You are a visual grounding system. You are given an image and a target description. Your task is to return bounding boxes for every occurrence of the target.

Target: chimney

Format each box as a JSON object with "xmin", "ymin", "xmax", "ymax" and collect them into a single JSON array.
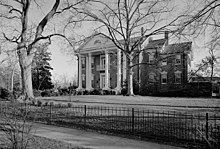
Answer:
[
  {"xmin": 141, "ymin": 27, "xmax": 144, "ymax": 36},
  {"xmin": 164, "ymin": 31, "xmax": 169, "ymax": 45}
]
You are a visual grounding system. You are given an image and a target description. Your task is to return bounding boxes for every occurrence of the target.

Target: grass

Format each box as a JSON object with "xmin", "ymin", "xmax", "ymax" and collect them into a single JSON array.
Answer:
[
  {"xmin": 0, "ymin": 133, "xmax": 88, "ymax": 149},
  {"xmin": 38, "ymin": 95, "xmax": 220, "ymax": 113}
]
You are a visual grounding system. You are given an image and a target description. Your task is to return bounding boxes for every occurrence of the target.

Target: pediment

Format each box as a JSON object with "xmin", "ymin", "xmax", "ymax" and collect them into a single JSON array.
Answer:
[{"xmin": 78, "ymin": 34, "xmax": 114, "ymax": 53}]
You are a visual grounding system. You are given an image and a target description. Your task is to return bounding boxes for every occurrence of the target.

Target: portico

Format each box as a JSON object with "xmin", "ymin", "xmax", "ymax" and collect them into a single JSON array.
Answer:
[{"xmin": 76, "ymin": 34, "xmax": 125, "ymax": 94}]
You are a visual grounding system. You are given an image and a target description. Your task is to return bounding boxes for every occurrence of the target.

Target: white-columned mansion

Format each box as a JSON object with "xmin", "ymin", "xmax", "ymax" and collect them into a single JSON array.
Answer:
[{"xmin": 76, "ymin": 32, "xmax": 192, "ymax": 95}]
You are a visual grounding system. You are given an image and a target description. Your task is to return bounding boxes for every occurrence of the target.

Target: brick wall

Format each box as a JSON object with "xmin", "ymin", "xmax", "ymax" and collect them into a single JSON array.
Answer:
[{"xmin": 140, "ymin": 50, "xmax": 189, "ymax": 95}]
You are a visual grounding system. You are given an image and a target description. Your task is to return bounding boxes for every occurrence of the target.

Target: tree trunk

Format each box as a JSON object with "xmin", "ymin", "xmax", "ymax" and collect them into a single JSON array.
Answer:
[
  {"xmin": 127, "ymin": 56, "xmax": 134, "ymax": 96},
  {"xmin": 18, "ymin": 49, "xmax": 34, "ymax": 100},
  {"xmin": 10, "ymin": 67, "xmax": 15, "ymax": 92}
]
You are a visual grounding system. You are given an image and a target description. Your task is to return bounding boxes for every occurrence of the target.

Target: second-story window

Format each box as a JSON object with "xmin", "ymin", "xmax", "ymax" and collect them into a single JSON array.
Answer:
[
  {"xmin": 100, "ymin": 55, "xmax": 105, "ymax": 70},
  {"xmin": 82, "ymin": 57, "xmax": 85, "ymax": 65},
  {"xmin": 149, "ymin": 53, "xmax": 154, "ymax": 63},
  {"xmin": 149, "ymin": 73, "xmax": 156, "ymax": 83},
  {"xmin": 175, "ymin": 55, "xmax": 181, "ymax": 65},
  {"xmin": 82, "ymin": 57, "xmax": 85, "ymax": 69},
  {"xmin": 161, "ymin": 57, "xmax": 167, "ymax": 66},
  {"xmin": 82, "ymin": 74, "xmax": 85, "ymax": 81},
  {"xmin": 91, "ymin": 57, "xmax": 95, "ymax": 69}
]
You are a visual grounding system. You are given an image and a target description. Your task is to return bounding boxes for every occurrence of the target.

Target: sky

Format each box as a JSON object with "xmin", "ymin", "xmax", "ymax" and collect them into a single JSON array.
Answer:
[
  {"xmin": 48, "ymin": 43, "xmax": 77, "ymax": 84},
  {"xmin": 37, "ymin": 0, "xmax": 210, "ymax": 80},
  {"xmin": 0, "ymin": 0, "xmax": 215, "ymax": 85}
]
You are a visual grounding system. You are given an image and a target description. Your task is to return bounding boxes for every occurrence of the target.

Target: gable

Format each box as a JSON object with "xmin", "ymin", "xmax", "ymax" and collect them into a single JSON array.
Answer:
[
  {"xmin": 77, "ymin": 33, "xmax": 146, "ymax": 53},
  {"xmin": 78, "ymin": 34, "xmax": 114, "ymax": 53},
  {"xmin": 162, "ymin": 42, "xmax": 192, "ymax": 54}
]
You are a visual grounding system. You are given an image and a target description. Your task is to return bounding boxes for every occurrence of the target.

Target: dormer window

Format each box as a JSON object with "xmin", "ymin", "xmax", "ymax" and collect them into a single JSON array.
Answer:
[{"xmin": 175, "ymin": 55, "xmax": 181, "ymax": 65}]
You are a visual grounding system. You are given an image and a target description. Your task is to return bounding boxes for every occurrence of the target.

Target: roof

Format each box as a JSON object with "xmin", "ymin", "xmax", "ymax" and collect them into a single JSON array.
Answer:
[
  {"xmin": 162, "ymin": 42, "xmax": 192, "ymax": 54},
  {"xmin": 190, "ymin": 77, "xmax": 220, "ymax": 83},
  {"xmin": 77, "ymin": 33, "xmax": 146, "ymax": 52},
  {"xmin": 144, "ymin": 39, "xmax": 166, "ymax": 49}
]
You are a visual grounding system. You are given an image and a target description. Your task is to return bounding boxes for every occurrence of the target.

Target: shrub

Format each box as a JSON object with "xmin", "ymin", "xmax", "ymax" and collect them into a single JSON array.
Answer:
[
  {"xmin": 102, "ymin": 90, "xmax": 111, "ymax": 95},
  {"xmin": 41, "ymin": 90, "xmax": 51, "ymax": 97},
  {"xmin": 67, "ymin": 103, "xmax": 72, "ymax": 108},
  {"xmin": 0, "ymin": 87, "xmax": 11, "ymax": 100},
  {"xmin": 0, "ymin": 102, "xmax": 35, "ymax": 149},
  {"xmin": 43, "ymin": 102, "xmax": 48, "ymax": 106},
  {"xmin": 90, "ymin": 89, "xmax": 101, "ymax": 95},
  {"xmin": 59, "ymin": 88, "xmax": 69, "ymax": 96},
  {"xmin": 33, "ymin": 90, "xmax": 41, "ymax": 97},
  {"xmin": 56, "ymin": 103, "xmax": 62, "ymax": 108},
  {"xmin": 37, "ymin": 100, "xmax": 42, "ymax": 106},
  {"xmin": 121, "ymin": 88, "xmax": 127, "ymax": 96},
  {"xmin": 84, "ymin": 90, "xmax": 89, "ymax": 95},
  {"xmin": 49, "ymin": 102, "xmax": 54, "ymax": 106}
]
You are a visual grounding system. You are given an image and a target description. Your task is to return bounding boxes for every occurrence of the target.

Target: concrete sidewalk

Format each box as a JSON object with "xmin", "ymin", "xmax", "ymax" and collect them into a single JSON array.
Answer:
[{"xmin": 32, "ymin": 123, "xmax": 184, "ymax": 149}]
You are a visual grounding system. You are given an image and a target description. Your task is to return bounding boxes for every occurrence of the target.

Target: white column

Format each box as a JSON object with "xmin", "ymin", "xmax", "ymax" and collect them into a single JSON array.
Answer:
[
  {"xmin": 122, "ymin": 52, "xmax": 127, "ymax": 84},
  {"xmin": 115, "ymin": 49, "xmax": 121, "ymax": 92},
  {"xmin": 104, "ymin": 50, "xmax": 110, "ymax": 90},
  {"xmin": 86, "ymin": 53, "xmax": 92, "ymax": 90},
  {"xmin": 76, "ymin": 54, "xmax": 82, "ymax": 90}
]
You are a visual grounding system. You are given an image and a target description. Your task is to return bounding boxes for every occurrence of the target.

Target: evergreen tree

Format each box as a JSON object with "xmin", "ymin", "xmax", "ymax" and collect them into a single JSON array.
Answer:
[{"xmin": 32, "ymin": 44, "xmax": 54, "ymax": 90}]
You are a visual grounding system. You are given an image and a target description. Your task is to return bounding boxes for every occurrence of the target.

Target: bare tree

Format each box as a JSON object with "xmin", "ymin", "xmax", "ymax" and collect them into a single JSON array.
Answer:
[
  {"xmin": 0, "ymin": 47, "xmax": 20, "ymax": 92},
  {"xmin": 0, "ymin": 0, "xmax": 87, "ymax": 100},
  {"xmin": 195, "ymin": 41, "xmax": 220, "ymax": 79},
  {"xmin": 177, "ymin": 0, "xmax": 220, "ymax": 45},
  {"xmin": 75, "ymin": 0, "xmax": 189, "ymax": 95}
]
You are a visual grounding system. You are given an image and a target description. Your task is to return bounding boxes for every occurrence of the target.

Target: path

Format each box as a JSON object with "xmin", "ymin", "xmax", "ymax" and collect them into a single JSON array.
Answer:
[{"xmin": 33, "ymin": 123, "xmax": 184, "ymax": 149}]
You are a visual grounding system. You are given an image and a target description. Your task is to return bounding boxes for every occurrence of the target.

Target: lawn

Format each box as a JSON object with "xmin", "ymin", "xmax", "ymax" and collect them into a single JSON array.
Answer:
[
  {"xmin": 0, "ymin": 133, "xmax": 88, "ymax": 149},
  {"xmin": 38, "ymin": 95, "xmax": 220, "ymax": 113}
]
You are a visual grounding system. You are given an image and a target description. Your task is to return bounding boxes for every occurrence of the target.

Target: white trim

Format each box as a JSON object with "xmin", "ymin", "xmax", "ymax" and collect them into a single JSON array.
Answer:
[
  {"xmin": 161, "ymin": 71, "xmax": 167, "ymax": 74},
  {"xmin": 104, "ymin": 50, "xmax": 110, "ymax": 90},
  {"xmin": 85, "ymin": 53, "xmax": 93, "ymax": 90},
  {"xmin": 115, "ymin": 49, "xmax": 122, "ymax": 92},
  {"xmin": 100, "ymin": 73, "xmax": 105, "ymax": 89},
  {"xmin": 122, "ymin": 52, "xmax": 127, "ymax": 83},
  {"xmin": 76, "ymin": 54, "xmax": 82, "ymax": 90}
]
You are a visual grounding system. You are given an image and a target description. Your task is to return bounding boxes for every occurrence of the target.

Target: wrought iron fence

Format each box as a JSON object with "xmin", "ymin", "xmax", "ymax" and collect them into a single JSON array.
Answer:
[{"xmin": 0, "ymin": 102, "xmax": 220, "ymax": 148}]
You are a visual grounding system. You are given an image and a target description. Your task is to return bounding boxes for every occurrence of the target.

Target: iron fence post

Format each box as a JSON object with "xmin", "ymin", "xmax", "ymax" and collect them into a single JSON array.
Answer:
[
  {"xmin": 132, "ymin": 108, "xmax": 134, "ymax": 134},
  {"xmin": 84, "ymin": 105, "xmax": 87, "ymax": 126},
  {"xmin": 50, "ymin": 104, "xmax": 52, "ymax": 124},
  {"xmin": 206, "ymin": 113, "xmax": 209, "ymax": 140}
]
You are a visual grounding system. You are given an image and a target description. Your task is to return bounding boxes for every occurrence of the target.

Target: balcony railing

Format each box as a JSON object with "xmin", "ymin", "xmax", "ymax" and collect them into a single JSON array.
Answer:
[{"xmin": 96, "ymin": 65, "xmax": 105, "ymax": 71}]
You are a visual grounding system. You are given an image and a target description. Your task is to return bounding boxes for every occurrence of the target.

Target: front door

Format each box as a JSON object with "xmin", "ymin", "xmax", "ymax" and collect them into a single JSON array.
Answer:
[{"xmin": 100, "ymin": 73, "xmax": 105, "ymax": 89}]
